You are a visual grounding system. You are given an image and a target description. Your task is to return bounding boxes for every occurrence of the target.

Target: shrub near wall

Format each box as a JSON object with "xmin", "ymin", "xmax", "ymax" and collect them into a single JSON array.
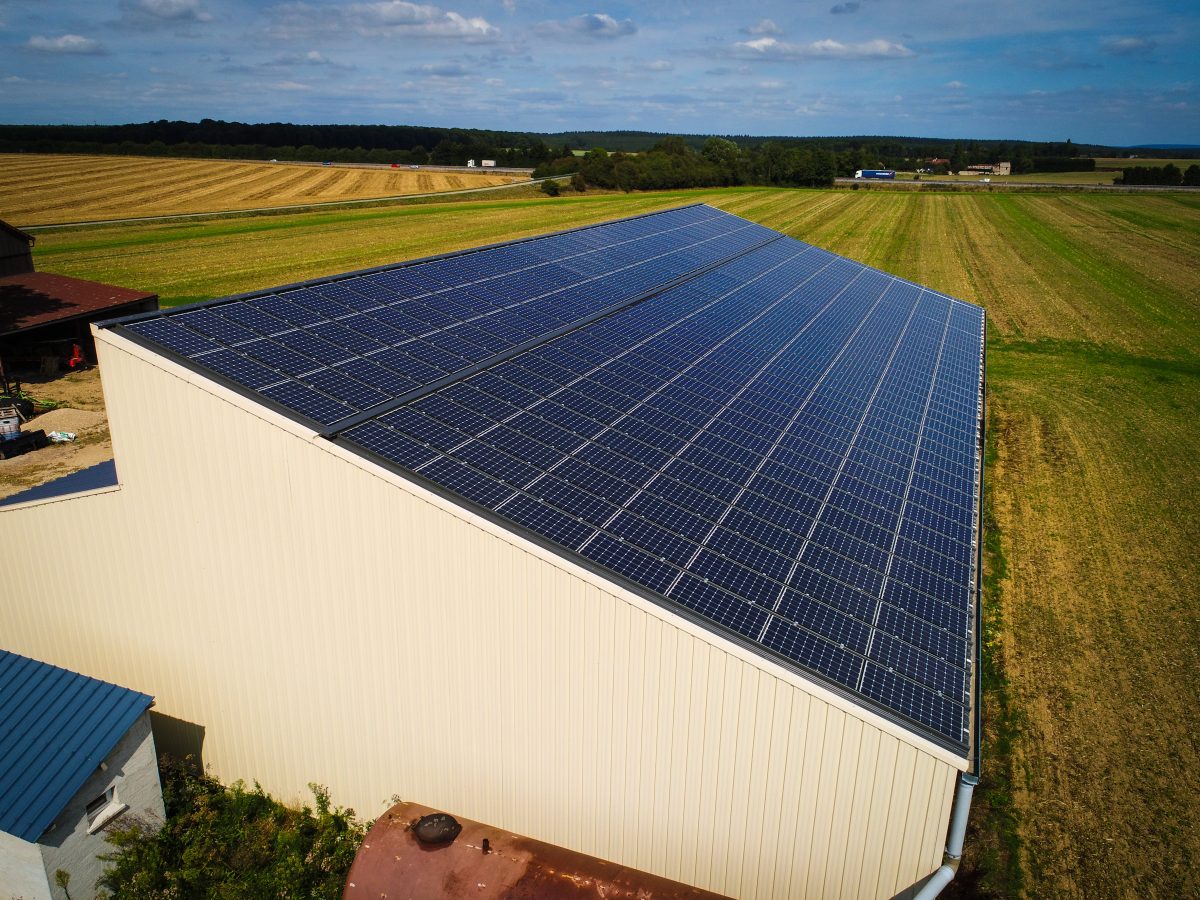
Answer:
[{"xmin": 100, "ymin": 757, "xmax": 366, "ymax": 899}]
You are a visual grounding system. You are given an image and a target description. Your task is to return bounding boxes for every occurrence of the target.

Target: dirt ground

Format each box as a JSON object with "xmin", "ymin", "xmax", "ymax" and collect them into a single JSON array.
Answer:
[{"xmin": 0, "ymin": 367, "xmax": 112, "ymax": 500}]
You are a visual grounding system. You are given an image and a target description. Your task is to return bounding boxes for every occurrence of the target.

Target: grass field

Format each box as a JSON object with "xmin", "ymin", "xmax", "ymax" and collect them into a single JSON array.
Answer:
[
  {"xmin": 0, "ymin": 154, "xmax": 524, "ymax": 224},
  {"xmin": 28, "ymin": 188, "xmax": 1200, "ymax": 898}
]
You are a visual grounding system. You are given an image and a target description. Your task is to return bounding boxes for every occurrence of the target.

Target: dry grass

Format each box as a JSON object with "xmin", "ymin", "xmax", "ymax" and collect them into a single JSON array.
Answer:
[
  {"xmin": 24, "ymin": 186, "xmax": 1200, "ymax": 897},
  {"xmin": 0, "ymin": 154, "xmax": 523, "ymax": 224},
  {"xmin": 984, "ymin": 347, "xmax": 1199, "ymax": 897}
]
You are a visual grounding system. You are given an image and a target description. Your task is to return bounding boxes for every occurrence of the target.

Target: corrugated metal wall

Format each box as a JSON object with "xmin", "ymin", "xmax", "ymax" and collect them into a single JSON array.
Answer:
[{"xmin": 0, "ymin": 333, "xmax": 963, "ymax": 899}]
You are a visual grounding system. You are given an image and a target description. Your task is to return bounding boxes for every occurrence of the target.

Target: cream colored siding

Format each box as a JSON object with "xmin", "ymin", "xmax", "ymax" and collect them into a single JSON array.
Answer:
[{"xmin": 0, "ymin": 332, "xmax": 965, "ymax": 899}]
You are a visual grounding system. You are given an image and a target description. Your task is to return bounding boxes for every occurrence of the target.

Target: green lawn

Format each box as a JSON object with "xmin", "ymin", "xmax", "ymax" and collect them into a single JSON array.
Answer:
[{"xmin": 33, "ymin": 187, "xmax": 1200, "ymax": 898}]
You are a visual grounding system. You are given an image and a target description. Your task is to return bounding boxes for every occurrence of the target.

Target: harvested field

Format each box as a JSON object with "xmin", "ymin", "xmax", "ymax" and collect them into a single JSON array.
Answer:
[
  {"xmin": 18, "ymin": 187, "xmax": 1200, "ymax": 898},
  {"xmin": 0, "ymin": 154, "xmax": 524, "ymax": 224}
]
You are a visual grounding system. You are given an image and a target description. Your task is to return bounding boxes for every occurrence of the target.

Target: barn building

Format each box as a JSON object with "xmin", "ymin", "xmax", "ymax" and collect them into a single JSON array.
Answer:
[
  {"xmin": 0, "ymin": 220, "xmax": 35, "ymax": 277},
  {"xmin": 0, "ymin": 205, "xmax": 985, "ymax": 898},
  {"xmin": 0, "ymin": 218, "xmax": 158, "ymax": 375},
  {"xmin": 0, "ymin": 650, "xmax": 165, "ymax": 900}
]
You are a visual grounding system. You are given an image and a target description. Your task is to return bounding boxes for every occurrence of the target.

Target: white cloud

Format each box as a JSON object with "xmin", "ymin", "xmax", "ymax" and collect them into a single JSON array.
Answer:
[
  {"xmin": 1102, "ymin": 35, "xmax": 1156, "ymax": 56},
  {"xmin": 115, "ymin": 0, "xmax": 213, "ymax": 28},
  {"xmin": 536, "ymin": 13, "xmax": 636, "ymax": 40},
  {"xmin": 130, "ymin": 0, "xmax": 211, "ymax": 20},
  {"xmin": 269, "ymin": 1, "xmax": 500, "ymax": 41},
  {"xmin": 414, "ymin": 61, "xmax": 470, "ymax": 77},
  {"xmin": 639, "ymin": 59, "xmax": 673, "ymax": 72},
  {"xmin": 270, "ymin": 80, "xmax": 311, "ymax": 91},
  {"xmin": 3, "ymin": 74, "xmax": 30, "ymax": 83},
  {"xmin": 946, "ymin": 79, "xmax": 965, "ymax": 88},
  {"xmin": 758, "ymin": 80, "xmax": 785, "ymax": 90},
  {"xmin": 26, "ymin": 34, "xmax": 106, "ymax": 54},
  {"xmin": 731, "ymin": 36, "xmax": 914, "ymax": 60},
  {"xmin": 265, "ymin": 50, "xmax": 354, "ymax": 70},
  {"xmin": 743, "ymin": 18, "xmax": 781, "ymax": 35}
]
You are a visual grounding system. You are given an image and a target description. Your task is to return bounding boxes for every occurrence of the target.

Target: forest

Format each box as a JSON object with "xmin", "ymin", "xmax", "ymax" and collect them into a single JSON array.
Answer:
[{"xmin": 4, "ymin": 120, "xmax": 1190, "ymax": 173}]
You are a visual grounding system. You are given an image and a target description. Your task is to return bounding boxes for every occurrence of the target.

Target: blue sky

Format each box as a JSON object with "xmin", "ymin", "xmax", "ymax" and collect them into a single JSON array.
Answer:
[{"xmin": 1, "ymin": 0, "xmax": 1196, "ymax": 145}]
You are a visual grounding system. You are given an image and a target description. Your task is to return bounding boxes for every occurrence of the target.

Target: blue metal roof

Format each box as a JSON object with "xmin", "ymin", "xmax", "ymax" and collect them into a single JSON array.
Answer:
[{"xmin": 0, "ymin": 649, "xmax": 153, "ymax": 842}]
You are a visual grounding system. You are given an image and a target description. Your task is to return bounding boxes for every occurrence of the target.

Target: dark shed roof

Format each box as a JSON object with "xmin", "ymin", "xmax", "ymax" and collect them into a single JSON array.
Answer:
[{"xmin": 0, "ymin": 272, "xmax": 157, "ymax": 337}]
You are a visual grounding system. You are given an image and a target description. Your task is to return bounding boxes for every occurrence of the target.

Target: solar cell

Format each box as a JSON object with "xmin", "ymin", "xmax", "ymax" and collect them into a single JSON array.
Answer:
[{"xmin": 114, "ymin": 203, "xmax": 984, "ymax": 754}]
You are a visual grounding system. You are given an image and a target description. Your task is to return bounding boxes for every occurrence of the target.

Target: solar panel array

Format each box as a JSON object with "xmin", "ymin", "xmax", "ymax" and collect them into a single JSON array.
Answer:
[{"xmin": 118, "ymin": 204, "xmax": 984, "ymax": 753}]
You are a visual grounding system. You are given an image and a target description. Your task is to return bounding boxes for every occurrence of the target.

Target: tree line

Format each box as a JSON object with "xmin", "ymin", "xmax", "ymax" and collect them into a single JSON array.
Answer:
[
  {"xmin": 535, "ymin": 137, "xmax": 837, "ymax": 190},
  {"xmin": 0, "ymin": 120, "xmax": 563, "ymax": 167},
  {"xmin": 1113, "ymin": 163, "xmax": 1200, "ymax": 186},
  {"xmin": 7, "ymin": 120, "xmax": 1191, "ymax": 173}
]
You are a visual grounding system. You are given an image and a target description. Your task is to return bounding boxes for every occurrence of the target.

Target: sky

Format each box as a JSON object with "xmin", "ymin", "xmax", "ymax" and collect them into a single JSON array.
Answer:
[{"xmin": 0, "ymin": 0, "xmax": 1197, "ymax": 145}]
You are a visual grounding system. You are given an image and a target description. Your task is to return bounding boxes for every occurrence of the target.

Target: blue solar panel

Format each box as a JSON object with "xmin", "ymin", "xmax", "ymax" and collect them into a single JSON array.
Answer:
[{"xmin": 115, "ymin": 203, "xmax": 984, "ymax": 754}]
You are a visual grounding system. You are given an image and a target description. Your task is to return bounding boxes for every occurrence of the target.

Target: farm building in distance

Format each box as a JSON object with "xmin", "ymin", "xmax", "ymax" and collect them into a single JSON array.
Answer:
[
  {"xmin": 0, "ymin": 218, "xmax": 158, "ymax": 374},
  {"xmin": 0, "ymin": 221, "xmax": 35, "ymax": 277},
  {"xmin": 0, "ymin": 649, "xmax": 165, "ymax": 900},
  {"xmin": 0, "ymin": 206, "xmax": 985, "ymax": 899},
  {"xmin": 964, "ymin": 162, "xmax": 1012, "ymax": 176}
]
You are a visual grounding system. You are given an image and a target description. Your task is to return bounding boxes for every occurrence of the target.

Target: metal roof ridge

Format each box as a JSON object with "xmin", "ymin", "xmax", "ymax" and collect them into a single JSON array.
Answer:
[
  {"xmin": 320, "ymin": 230, "xmax": 786, "ymax": 437},
  {"xmin": 97, "ymin": 202, "xmax": 712, "ymax": 330}
]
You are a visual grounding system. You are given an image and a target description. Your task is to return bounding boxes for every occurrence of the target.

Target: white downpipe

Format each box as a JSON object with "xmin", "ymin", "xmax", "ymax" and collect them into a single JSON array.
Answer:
[{"xmin": 912, "ymin": 772, "xmax": 979, "ymax": 899}]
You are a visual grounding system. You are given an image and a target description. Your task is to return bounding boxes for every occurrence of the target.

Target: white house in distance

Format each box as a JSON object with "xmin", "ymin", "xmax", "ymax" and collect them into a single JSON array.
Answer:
[
  {"xmin": 0, "ymin": 205, "xmax": 984, "ymax": 898},
  {"xmin": 0, "ymin": 649, "xmax": 164, "ymax": 900}
]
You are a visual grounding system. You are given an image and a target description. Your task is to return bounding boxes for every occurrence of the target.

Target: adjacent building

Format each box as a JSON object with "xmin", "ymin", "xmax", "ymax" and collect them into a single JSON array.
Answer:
[
  {"xmin": 0, "ymin": 650, "xmax": 164, "ymax": 900},
  {"xmin": 0, "ymin": 218, "xmax": 158, "ymax": 374},
  {"xmin": 963, "ymin": 163, "xmax": 1012, "ymax": 176},
  {"xmin": 0, "ymin": 221, "xmax": 35, "ymax": 278}
]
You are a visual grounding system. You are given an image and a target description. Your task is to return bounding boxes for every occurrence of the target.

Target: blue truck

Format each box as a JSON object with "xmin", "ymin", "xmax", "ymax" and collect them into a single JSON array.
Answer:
[{"xmin": 854, "ymin": 169, "xmax": 896, "ymax": 179}]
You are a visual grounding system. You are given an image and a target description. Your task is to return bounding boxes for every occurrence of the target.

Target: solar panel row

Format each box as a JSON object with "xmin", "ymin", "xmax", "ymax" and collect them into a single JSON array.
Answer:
[
  {"xmin": 117, "ymin": 204, "xmax": 984, "ymax": 752},
  {"xmin": 338, "ymin": 236, "xmax": 982, "ymax": 745},
  {"xmin": 126, "ymin": 206, "xmax": 777, "ymax": 429}
]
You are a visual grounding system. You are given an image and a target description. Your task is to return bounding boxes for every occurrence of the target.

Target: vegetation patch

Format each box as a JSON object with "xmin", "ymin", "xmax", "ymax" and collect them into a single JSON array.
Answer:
[{"xmin": 101, "ymin": 756, "xmax": 365, "ymax": 899}]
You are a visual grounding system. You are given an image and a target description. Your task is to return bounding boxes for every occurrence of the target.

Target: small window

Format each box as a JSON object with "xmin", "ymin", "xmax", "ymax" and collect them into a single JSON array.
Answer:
[{"xmin": 84, "ymin": 786, "xmax": 127, "ymax": 833}]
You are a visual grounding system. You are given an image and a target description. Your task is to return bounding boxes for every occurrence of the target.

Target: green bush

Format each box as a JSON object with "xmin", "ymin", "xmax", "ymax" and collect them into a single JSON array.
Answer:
[{"xmin": 100, "ymin": 756, "xmax": 365, "ymax": 898}]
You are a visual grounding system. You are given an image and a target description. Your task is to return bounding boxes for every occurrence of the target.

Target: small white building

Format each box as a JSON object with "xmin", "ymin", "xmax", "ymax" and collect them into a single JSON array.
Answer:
[{"xmin": 0, "ymin": 650, "xmax": 164, "ymax": 900}]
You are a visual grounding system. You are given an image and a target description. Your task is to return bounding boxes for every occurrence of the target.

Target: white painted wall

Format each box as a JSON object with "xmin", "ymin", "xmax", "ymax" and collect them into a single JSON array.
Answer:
[
  {"xmin": 0, "ymin": 830, "xmax": 50, "ymax": 900},
  {"xmin": 36, "ymin": 712, "xmax": 164, "ymax": 900},
  {"xmin": 0, "ymin": 332, "xmax": 965, "ymax": 899}
]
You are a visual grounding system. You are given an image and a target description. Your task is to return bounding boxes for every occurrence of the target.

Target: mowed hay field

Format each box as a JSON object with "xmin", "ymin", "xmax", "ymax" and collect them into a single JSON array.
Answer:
[
  {"xmin": 0, "ymin": 154, "xmax": 524, "ymax": 224},
  {"xmin": 31, "ymin": 188, "xmax": 1200, "ymax": 898}
]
